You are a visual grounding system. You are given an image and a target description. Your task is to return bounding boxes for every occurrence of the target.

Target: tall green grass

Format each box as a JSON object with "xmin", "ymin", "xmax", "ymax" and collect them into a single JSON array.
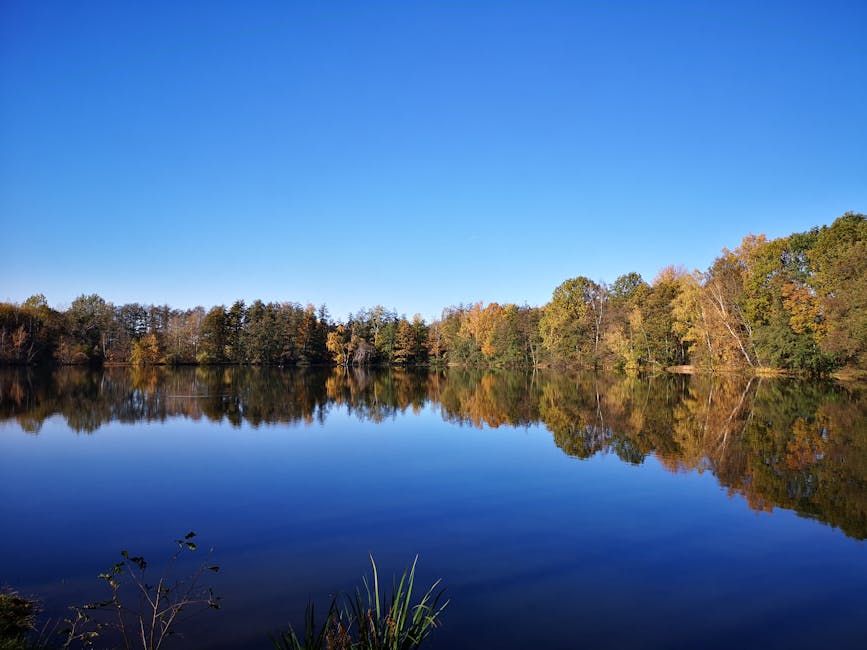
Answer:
[{"xmin": 273, "ymin": 556, "xmax": 448, "ymax": 650}]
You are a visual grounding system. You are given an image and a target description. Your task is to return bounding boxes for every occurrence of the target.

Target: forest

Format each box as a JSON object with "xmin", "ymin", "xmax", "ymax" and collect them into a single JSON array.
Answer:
[{"xmin": 1, "ymin": 212, "xmax": 864, "ymax": 375}]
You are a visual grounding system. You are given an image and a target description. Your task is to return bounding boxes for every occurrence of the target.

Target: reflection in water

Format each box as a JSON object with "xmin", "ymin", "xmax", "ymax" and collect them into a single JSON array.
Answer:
[{"xmin": 2, "ymin": 366, "xmax": 866, "ymax": 539}]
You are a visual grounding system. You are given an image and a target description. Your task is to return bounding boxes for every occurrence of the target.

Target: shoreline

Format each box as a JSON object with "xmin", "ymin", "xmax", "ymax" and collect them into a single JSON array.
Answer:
[{"xmin": 2, "ymin": 361, "xmax": 865, "ymax": 383}]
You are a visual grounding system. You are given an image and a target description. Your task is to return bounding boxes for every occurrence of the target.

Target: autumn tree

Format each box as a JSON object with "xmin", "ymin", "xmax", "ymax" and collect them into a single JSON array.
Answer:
[
  {"xmin": 327, "ymin": 324, "xmax": 353, "ymax": 366},
  {"xmin": 130, "ymin": 332, "xmax": 162, "ymax": 366},
  {"xmin": 1, "ymin": 212, "xmax": 862, "ymax": 374},
  {"xmin": 604, "ymin": 273, "xmax": 649, "ymax": 373},
  {"xmin": 393, "ymin": 319, "xmax": 417, "ymax": 365},
  {"xmin": 66, "ymin": 294, "xmax": 114, "ymax": 363},
  {"xmin": 540, "ymin": 276, "xmax": 606, "ymax": 366},
  {"xmin": 741, "ymin": 232, "xmax": 832, "ymax": 373},
  {"xmin": 809, "ymin": 212, "xmax": 867, "ymax": 367},
  {"xmin": 0, "ymin": 296, "xmax": 62, "ymax": 364},
  {"xmin": 197, "ymin": 306, "xmax": 227, "ymax": 364}
]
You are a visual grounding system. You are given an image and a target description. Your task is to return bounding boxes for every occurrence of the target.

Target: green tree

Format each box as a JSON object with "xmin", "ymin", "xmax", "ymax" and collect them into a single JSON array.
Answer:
[
  {"xmin": 197, "ymin": 306, "xmax": 227, "ymax": 364},
  {"xmin": 809, "ymin": 212, "xmax": 867, "ymax": 367},
  {"xmin": 741, "ymin": 232, "xmax": 833, "ymax": 373},
  {"xmin": 224, "ymin": 300, "xmax": 247, "ymax": 363},
  {"xmin": 66, "ymin": 294, "xmax": 114, "ymax": 363},
  {"xmin": 540, "ymin": 276, "xmax": 605, "ymax": 365}
]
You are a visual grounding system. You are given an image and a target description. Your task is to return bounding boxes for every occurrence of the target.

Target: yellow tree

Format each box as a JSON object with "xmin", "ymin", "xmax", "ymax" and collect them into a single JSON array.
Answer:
[
  {"xmin": 326, "ymin": 324, "xmax": 352, "ymax": 366},
  {"xmin": 130, "ymin": 332, "xmax": 162, "ymax": 366}
]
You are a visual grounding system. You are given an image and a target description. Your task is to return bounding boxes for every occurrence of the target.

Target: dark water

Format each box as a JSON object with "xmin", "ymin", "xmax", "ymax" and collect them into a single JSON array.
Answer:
[{"xmin": 1, "ymin": 366, "xmax": 866, "ymax": 649}]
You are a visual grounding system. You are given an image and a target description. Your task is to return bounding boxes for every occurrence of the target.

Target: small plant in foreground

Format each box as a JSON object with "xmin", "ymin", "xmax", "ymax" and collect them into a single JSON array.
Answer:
[
  {"xmin": 0, "ymin": 589, "xmax": 39, "ymax": 650},
  {"xmin": 273, "ymin": 556, "xmax": 448, "ymax": 650},
  {"xmin": 61, "ymin": 532, "xmax": 220, "ymax": 650}
]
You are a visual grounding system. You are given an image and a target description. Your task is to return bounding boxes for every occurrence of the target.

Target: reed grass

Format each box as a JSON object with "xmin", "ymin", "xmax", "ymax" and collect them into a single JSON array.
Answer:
[{"xmin": 273, "ymin": 556, "xmax": 447, "ymax": 650}]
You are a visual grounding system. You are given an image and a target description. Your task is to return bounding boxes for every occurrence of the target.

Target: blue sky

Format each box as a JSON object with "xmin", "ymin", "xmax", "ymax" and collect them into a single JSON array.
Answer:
[{"xmin": 1, "ymin": 1, "xmax": 864, "ymax": 321}]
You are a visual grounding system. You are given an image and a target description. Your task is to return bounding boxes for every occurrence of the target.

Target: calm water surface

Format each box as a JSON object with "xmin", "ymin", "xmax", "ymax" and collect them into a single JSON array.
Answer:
[{"xmin": 1, "ymin": 367, "xmax": 866, "ymax": 648}]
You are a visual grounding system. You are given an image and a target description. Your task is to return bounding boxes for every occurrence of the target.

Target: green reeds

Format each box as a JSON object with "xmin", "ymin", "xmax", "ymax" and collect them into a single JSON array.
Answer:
[{"xmin": 273, "ymin": 556, "xmax": 448, "ymax": 650}]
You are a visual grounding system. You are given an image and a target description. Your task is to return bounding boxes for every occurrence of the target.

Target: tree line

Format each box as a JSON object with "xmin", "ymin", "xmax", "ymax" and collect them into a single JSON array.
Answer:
[{"xmin": 1, "ymin": 212, "xmax": 864, "ymax": 374}]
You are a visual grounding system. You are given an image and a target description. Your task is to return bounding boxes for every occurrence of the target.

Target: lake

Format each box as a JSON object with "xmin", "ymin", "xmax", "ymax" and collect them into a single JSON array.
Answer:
[{"xmin": 1, "ymin": 366, "xmax": 866, "ymax": 649}]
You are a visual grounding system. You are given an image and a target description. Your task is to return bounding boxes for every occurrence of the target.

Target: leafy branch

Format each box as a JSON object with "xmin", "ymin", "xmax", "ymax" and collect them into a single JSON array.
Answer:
[{"xmin": 60, "ymin": 532, "xmax": 220, "ymax": 650}]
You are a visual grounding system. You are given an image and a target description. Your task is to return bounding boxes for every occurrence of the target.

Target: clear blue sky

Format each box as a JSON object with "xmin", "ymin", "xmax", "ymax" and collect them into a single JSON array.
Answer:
[{"xmin": 1, "ymin": 1, "xmax": 864, "ymax": 321}]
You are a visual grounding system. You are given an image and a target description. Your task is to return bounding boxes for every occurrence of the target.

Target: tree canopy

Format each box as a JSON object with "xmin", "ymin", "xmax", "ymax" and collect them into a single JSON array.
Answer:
[{"xmin": 0, "ymin": 213, "xmax": 864, "ymax": 375}]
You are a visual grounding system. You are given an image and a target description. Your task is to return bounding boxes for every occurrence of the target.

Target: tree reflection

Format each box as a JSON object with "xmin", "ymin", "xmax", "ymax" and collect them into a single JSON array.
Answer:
[{"xmin": 1, "ymin": 366, "xmax": 865, "ymax": 539}]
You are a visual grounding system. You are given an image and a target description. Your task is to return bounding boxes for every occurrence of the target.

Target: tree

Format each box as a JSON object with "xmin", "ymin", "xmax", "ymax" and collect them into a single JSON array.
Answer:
[
  {"xmin": 197, "ymin": 306, "xmax": 227, "ymax": 364},
  {"xmin": 66, "ymin": 294, "xmax": 114, "ymax": 363},
  {"xmin": 672, "ymin": 251, "xmax": 758, "ymax": 370},
  {"xmin": 809, "ymin": 212, "xmax": 867, "ymax": 367},
  {"xmin": 22, "ymin": 294, "xmax": 48, "ymax": 310},
  {"xmin": 327, "ymin": 324, "xmax": 353, "ymax": 366},
  {"xmin": 610, "ymin": 272, "xmax": 646, "ymax": 304},
  {"xmin": 672, "ymin": 271, "xmax": 716, "ymax": 369},
  {"xmin": 224, "ymin": 300, "xmax": 247, "ymax": 363},
  {"xmin": 704, "ymin": 249, "xmax": 757, "ymax": 367},
  {"xmin": 393, "ymin": 319, "xmax": 418, "ymax": 365},
  {"xmin": 517, "ymin": 305, "xmax": 543, "ymax": 367},
  {"xmin": 740, "ymin": 232, "xmax": 832, "ymax": 373},
  {"xmin": 297, "ymin": 305, "xmax": 329, "ymax": 364},
  {"xmin": 540, "ymin": 276, "xmax": 606, "ymax": 365},
  {"xmin": 130, "ymin": 332, "xmax": 162, "ymax": 366}
]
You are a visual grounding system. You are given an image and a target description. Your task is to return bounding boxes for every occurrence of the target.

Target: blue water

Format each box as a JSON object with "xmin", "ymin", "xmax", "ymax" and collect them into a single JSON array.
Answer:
[{"xmin": 1, "ymin": 367, "xmax": 865, "ymax": 648}]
